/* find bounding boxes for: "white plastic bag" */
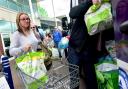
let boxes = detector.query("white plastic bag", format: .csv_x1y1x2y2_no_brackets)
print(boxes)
16,51,48,89
51,48,59,58
85,2,112,35
58,37,69,49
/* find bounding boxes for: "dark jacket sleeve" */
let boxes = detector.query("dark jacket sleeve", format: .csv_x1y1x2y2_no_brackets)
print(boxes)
69,0,92,19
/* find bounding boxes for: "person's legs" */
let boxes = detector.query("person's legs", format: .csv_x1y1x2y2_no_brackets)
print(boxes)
67,46,80,65
54,41,58,48
58,48,62,58
67,46,80,89
81,50,98,89
64,48,68,58
54,41,62,58
83,63,98,89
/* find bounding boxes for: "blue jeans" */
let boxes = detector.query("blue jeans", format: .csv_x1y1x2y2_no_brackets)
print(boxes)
54,41,62,58
54,41,59,48
67,46,98,89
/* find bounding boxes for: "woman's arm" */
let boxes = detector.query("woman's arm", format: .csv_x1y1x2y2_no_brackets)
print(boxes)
69,0,92,19
9,32,23,57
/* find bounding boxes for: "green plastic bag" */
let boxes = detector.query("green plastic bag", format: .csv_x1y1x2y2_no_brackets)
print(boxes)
85,2,112,35
95,55,118,89
16,51,48,89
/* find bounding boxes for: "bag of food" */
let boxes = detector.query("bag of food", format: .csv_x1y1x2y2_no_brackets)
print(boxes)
85,2,113,35
16,51,48,89
95,55,118,89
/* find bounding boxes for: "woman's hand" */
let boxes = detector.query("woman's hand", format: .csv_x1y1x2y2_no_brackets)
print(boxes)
92,0,101,4
22,44,32,52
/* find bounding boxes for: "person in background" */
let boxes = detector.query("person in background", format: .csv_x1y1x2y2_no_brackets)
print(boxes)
9,12,39,57
43,33,54,48
31,23,41,41
37,26,45,41
67,0,101,89
52,27,62,58
52,27,62,47
62,30,68,37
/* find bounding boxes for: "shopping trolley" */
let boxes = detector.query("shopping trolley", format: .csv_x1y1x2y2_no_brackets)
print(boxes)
17,60,79,89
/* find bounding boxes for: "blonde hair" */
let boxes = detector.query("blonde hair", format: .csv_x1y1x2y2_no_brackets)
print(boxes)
16,12,30,35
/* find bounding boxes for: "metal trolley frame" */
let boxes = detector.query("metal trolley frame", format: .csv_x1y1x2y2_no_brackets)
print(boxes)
17,60,79,89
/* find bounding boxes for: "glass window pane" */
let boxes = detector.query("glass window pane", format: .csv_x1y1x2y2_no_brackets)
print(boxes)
23,5,31,14
2,33,10,47
17,3,22,12
0,0,7,8
32,0,36,3
7,1,18,11
17,0,24,4
0,20,12,33
11,22,17,32
23,0,29,5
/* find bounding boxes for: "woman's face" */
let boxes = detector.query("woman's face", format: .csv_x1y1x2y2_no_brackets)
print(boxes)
19,14,30,29
31,24,36,31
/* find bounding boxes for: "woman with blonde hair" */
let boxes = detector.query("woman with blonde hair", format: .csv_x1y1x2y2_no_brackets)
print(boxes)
9,12,39,57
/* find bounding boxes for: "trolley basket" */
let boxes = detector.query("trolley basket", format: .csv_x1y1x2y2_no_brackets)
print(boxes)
17,60,79,89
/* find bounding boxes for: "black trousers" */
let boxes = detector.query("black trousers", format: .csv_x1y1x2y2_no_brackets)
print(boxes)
67,46,98,89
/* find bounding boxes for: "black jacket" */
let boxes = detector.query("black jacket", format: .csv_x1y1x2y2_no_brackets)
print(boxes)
69,0,93,52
